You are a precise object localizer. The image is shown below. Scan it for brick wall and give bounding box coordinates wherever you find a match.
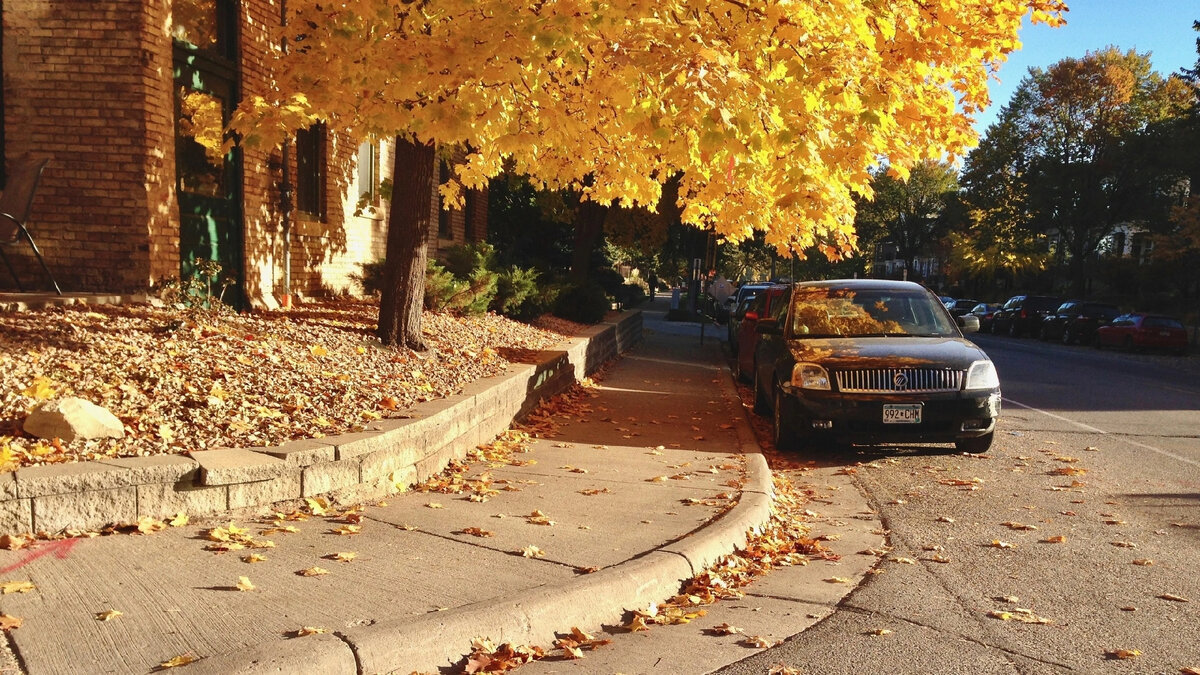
[3,0,167,292]
[2,1,487,303]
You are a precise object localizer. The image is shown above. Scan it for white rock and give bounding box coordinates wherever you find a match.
[23,397,125,442]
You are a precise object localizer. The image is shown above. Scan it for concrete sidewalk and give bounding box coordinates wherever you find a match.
[0,297,773,674]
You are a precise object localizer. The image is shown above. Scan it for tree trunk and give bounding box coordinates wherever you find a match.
[377,136,436,350]
[570,199,608,284]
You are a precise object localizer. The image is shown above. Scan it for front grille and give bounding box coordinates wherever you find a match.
[835,368,963,394]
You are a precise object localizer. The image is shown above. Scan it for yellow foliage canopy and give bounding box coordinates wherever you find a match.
[233,0,1067,258]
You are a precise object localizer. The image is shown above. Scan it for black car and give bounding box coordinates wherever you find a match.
[1039,301,1120,344]
[992,294,1063,337]
[752,280,1001,454]
[944,299,980,317]
[967,302,1002,333]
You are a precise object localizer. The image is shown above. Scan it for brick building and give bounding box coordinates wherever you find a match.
[1,0,485,307]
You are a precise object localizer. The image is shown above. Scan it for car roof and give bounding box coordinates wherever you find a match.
[794,279,934,293]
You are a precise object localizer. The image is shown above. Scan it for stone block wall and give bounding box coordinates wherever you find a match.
[0,310,641,536]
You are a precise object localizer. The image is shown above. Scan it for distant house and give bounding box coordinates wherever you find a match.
[871,241,945,287]
[1,0,485,307]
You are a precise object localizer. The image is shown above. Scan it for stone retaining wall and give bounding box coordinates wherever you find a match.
[0,311,643,536]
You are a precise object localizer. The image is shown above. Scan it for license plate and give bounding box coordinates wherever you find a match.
[883,404,922,424]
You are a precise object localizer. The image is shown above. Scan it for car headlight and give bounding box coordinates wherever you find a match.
[791,363,830,390]
[964,360,1000,391]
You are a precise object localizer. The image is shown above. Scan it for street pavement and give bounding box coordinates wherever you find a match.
[0,296,880,675]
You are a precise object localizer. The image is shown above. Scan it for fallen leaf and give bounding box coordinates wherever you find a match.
[1104,648,1141,660]
[936,516,955,523]
[521,545,544,559]
[1049,467,1087,476]
[711,622,743,635]
[825,577,852,584]
[1040,535,1067,544]
[333,524,361,536]
[95,610,122,621]
[1001,521,1038,531]
[292,626,328,637]
[1157,593,1189,603]
[990,540,1017,549]
[327,552,357,562]
[236,576,255,591]
[168,513,189,527]
[1132,559,1154,566]
[242,553,268,563]
[297,567,329,577]
[157,654,197,669]
[868,628,893,636]
[743,635,780,648]
[426,502,443,509]
[1111,541,1137,549]
[0,581,35,595]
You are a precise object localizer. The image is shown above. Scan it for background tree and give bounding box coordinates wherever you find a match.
[855,159,959,283]
[234,0,1067,347]
[971,48,1192,295]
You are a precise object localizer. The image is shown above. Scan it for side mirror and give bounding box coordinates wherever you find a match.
[755,318,781,335]
[958,314,980,334]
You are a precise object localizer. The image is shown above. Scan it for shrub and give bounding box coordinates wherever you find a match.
[493,266,542,319]
[424,260,496,315]
[350,260,386,296]
[553,283,611,324]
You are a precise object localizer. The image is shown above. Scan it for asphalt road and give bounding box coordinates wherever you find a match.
[714,333,1200,675]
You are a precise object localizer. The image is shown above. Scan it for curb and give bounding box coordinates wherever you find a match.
[185,320,776,674]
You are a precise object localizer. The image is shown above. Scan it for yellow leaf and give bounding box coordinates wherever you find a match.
[1040,535,1067,544]
[990,540,1017,549]
[95,610,122,621]
[1104,649,1141,660]
[297,567,329,577]
[168,513,189,527]
[309,344,328,357]
[293,626,328,637]
[625,615,649,632]
[333,524,361,536]
[1157,593,1189,603]
[157,424,174,443]
[1131,559,1153,566]
[157,654,197,669]
[22,376,57,400]
[0,581,35,595]
[869,628,893,636]
[328,552,356,562]
[521,545,544,558]
[825,577,852,584]
[236,576,255,591]
[242,553,268,563]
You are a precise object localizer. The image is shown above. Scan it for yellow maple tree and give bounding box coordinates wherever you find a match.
[233,0,1066,344]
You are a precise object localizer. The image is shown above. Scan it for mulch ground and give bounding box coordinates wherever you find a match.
[0,299,586,470]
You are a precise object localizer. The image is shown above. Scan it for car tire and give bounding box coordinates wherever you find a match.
[753,365,770,415]
[1038,325,1050,341]
[955,432,993,454]
[1061,328,1074,345]
[772,388,802,452]
[1008,321,1020,338]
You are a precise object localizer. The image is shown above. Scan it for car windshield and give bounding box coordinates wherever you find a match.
[789,287,959,338]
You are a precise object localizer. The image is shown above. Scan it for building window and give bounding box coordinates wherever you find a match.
[356,141,378,207]
[437,160,452,238]
[296,123,327,218]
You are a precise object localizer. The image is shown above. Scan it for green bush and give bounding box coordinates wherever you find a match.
[424,260,496,315]
[441,242,497,279]
[350,260,386,296]
[553,283,611,324]
[493,265,542,319]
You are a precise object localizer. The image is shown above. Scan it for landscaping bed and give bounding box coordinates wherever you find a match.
[0,299,585,470]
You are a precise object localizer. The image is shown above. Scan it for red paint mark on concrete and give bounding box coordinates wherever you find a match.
[0,539,78,575]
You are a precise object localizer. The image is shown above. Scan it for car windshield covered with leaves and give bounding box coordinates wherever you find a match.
[788,286,960,338]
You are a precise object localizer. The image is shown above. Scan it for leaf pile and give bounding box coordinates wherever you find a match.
[0,300,576,469]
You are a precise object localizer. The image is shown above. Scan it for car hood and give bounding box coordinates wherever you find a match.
[787,337,989,370]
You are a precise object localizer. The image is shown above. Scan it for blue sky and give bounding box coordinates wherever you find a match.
[974,0,1199,134]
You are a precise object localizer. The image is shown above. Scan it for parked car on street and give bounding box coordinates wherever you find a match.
[966,302,1002,333]
[944,299,981,318]
[725,283,772,351]
[1095,313,1189,354]
[1039,301,1120,344]
[752,279,1001,454]
[992,294,1063,337]
[733,284,791,381]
